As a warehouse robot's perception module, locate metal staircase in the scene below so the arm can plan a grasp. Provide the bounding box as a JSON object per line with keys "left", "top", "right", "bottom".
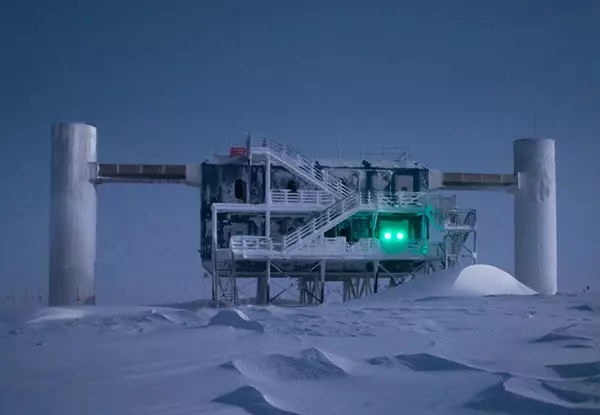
{"left": 214, "top": 248, "right": 237, "bottom": 305}
{"left": 251, "top": 137, "right": 354, "bottom": 199}
{"left": 250, "top": 136, "right": 362, "bottom": 254}
{"left": 445, "top": 209, "right": 476, "bottom": 268}
{"left": 282, "top": 193, "right": 361, "bottom": 253}
{"left": 426, "top": 194, "right": 457, "bottom": 230}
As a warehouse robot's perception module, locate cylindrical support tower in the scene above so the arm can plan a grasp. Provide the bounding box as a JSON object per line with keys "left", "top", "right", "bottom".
{"left": 513, "top": 138, "right": 557, "bottom": 295}
{"left": 49, "top": 123, "right": 98, "bottom": 305}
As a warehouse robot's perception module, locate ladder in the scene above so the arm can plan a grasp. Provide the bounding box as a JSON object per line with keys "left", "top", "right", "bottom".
{"left": 251, "top": 137, "right": 354, "bottom": 199}
{"left": 214, "top": 249, "right": 237, "bottom": 305}
{"left": 283, "top": 193, "right": 361, "bottom": 253}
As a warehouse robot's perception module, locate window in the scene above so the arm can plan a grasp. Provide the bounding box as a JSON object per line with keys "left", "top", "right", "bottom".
{"left": 234, "top": 178, "right": 246, "bottom": 200}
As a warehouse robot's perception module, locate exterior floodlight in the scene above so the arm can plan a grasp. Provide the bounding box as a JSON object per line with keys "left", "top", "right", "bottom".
{"left": 384, "top": 232, "right": 392, "bottom": 240}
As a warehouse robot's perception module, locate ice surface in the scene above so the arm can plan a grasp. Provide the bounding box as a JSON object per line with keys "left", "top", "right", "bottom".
{"left": 2, "top": 271, "right": 599, "bottom": 415}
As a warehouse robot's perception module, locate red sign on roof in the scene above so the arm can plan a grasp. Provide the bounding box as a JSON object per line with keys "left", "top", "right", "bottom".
{"left": 229, "top": 147, "right": 248, "bottom": 157}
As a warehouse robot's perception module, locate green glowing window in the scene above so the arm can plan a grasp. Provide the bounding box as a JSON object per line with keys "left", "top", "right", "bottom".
{"left": 379, "top": 220, "right": 409, "bottom": 253}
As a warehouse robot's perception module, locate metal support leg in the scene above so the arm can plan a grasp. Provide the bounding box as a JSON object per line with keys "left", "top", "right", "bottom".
{"left": 319, "top": 260, "right": 326, "bottom": 303}
{"left": 373, "top": 260, "right": 379, "bottom": 293}
{"left": 266, "top": 260, "right": 271, "bottom": 304}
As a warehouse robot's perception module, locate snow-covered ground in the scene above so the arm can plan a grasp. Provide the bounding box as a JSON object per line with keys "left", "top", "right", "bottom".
{"left": 2, "top": 265, "right": 599, "bottom": 415}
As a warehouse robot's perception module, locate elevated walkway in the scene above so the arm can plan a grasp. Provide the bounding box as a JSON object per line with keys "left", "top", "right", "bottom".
{"left": 213, "top": 190, "right": 427, "bottom": 214}
{"left": 230, "top": 236, "right": 444, "bottom": 261}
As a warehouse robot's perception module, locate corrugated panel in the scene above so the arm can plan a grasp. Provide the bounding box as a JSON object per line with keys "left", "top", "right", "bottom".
{"left": 97, "top": 164, "right": 187, "bottom": 182}
{"left": 442, "top": 172, "right": 516, "bottom": 188}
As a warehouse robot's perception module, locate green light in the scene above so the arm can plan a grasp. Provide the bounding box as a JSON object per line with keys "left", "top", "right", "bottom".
{"left": 379, "top": 220, "right": 409, "bottom": 253}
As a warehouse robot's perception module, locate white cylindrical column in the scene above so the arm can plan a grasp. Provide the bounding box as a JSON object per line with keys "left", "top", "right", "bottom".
{"left": 49, "top": 123, "right": 98, "bottom": 305}
{"left": 513, "top": 138, "right": 557, "bottom": 295}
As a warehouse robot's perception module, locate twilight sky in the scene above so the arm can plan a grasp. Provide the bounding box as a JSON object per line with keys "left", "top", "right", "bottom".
{"left": 0, "top": 0, "right": 598, "bottom": 305}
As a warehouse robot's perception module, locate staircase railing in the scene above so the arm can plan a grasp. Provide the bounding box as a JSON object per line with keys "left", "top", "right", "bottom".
{"left": 361, "top": 191, "right": 428, "bottom": 210}
{"left": 231, "top": 191, "right": 432, "bottom": 255}
{"left": 230, "top": 235, "right": 282, "bottom": 254}
{"left": 252, "top": 137, "right": 354, "bottom": 198}
{"left": 444, "top": 209, "right": 477, "bottom": 267}
{"left": 427, "top": 194, "right": 457, "bottom": 230}
{"left": 270, "top": 189, "right": 334, "bottom": 206}
{"left": 214, "top": 248, "right": 237, "bottom": 304}
{"left": 444, "top": 208, "right": 476, "bottom": 230}
{"left": 282, "top": 192, "right": 361, "bottom": 252}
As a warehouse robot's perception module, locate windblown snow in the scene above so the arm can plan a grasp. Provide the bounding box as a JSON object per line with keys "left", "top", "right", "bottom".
{"left": 2, "top": 264, "right": 599, "bottom": 415}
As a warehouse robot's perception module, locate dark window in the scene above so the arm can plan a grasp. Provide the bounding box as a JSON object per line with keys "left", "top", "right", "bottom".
{"left": 234, "top": 179, "right": 246, "bottom": 200}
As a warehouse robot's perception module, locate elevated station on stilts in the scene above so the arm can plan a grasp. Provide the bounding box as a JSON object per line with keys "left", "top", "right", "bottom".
{"left": 48, "top": 123, "right": 557, "bottom": 307}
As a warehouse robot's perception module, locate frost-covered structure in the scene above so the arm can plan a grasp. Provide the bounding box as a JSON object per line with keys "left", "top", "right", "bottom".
{"left": 49, "top": 123, "right": 97, "bottom": 306}
{"left": 514, "top": 138, "right": 557, "bottom": 295}
{"left": 48, "top": 122, "right": 556, "bottom": 306}
{"left": 200, "top": 137, "right": 477, "bottom": 305}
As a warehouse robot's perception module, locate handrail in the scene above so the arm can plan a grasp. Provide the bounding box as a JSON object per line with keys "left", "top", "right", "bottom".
{"left": 229, "top": 235, "right": 445, "bottom": 258}
{"left": 282, "top": 192, "right": 360, "bottom": 251}
{"left": 268, "top": 189, "right": 428, "bottom": 209}
{"left": 253, "top": 137, "right": 354, "bottom": 198}
{"left": 444, "top": 208, "right": 476, "bottom": 230}
{"left": 230, "top": 235, "right": 275, "bottom": 251}
{"left": 360, "top": 191, "right": 428, "bottom": 209}
{"left": 270, "top": 189, "right": 335, "bottom": 206}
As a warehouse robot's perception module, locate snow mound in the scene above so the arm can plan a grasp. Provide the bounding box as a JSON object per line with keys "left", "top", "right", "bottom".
{"left": 531, "top": 322, "right": 599, "bottom": 348}
{"left": 453, "top": 264, "right": 536, "bottom": 296}
{"left": 353, "top": 264, "right": 536, "bottom": 304}
{"left": 208, "top": 309, "right": 264, "bottom": 331}
{"left": 547, "top": 360, "right": 600, "bottom": 381}
{"left": 569, "top": 304, "right": 598, "bottom": 312}
{"left": 366, "top": 353, "right": 482, "bottom": 372}
{"left": 26, "top": 306, "right": 183, "bottom": 324}
{"left": 223, "top": 347, "right": 349, "bottom": 381}
{"left": 467, "top": 376, "right": 600, "bottom": 413}
{"left": 17, "top": 306, "right": 206, "bottom": 334}
{"left": 28, "top": 307, "right": 96, "bottom": 323}
{"left": 212, "top": 385, "right": 298, "bottom": 415}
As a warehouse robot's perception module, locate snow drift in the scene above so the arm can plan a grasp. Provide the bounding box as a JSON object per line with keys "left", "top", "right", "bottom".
{"left": 353, "top": 264, "right": 536, "bottom": 304}
{"left": 3, "top": 281, "right": 600, "bottom": 415}
{"left": 208, "top": 308, "right": 265, "bottom": 331}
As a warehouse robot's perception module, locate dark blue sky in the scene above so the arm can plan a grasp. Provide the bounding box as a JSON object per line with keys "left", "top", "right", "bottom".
{"left": 1, "top": 0, "right": 598, "bottom": 304}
